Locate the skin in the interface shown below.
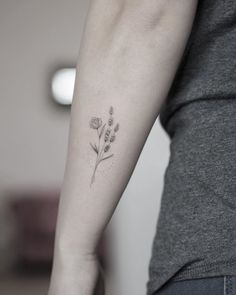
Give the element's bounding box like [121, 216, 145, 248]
[48, 0, 199, 294]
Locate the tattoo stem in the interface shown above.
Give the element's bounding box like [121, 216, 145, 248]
[90, 128, 106, 186]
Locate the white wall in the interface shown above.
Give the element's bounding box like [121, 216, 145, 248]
[0, 0, 89, 191]
[0, 1, 170, 294]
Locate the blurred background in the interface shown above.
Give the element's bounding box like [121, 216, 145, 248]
[0, 0, 170, 294]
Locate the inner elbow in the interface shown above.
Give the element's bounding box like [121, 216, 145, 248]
[114, 0, 169, 32]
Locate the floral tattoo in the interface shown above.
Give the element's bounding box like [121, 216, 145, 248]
[89, 106, 119, 186]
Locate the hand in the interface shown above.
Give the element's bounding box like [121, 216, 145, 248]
[48, 253, 105, 295]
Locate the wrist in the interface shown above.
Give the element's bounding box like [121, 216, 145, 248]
[54, 230, 98, 262]
[48, 251, 100, 295]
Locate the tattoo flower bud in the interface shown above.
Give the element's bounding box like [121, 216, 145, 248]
[114, 123, 119, 132]
[90, 117, 102, 129]
[109, 106, 114, 115]
[104, 129, 111, 142]
[104, 144, 110, 152]
[110, 134, 116, 143]
[108, 117, 113, 126]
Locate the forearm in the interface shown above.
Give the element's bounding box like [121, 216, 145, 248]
[50, 0, 197, 283]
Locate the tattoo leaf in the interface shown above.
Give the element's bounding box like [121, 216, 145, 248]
[89, 142, 98, 154]
[94, 143, 98, 151]
[99, 124, 106, 139]
[101, 154, 114, 161]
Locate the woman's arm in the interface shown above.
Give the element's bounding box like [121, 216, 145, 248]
[48, 0, 198, 294]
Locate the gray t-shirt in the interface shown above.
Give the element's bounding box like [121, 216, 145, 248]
[146, 1, 236, 294]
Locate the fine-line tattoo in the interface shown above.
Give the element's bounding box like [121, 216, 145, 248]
[89, 106, 120, 187]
